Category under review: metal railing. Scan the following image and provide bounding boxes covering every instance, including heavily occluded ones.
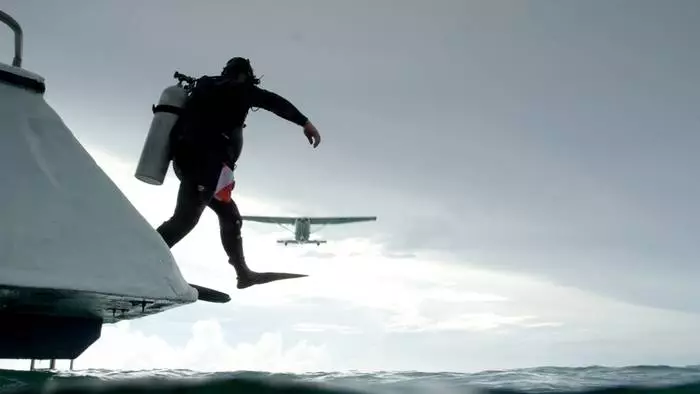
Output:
[0,10,22,67]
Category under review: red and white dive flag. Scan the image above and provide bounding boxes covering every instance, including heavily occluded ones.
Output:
[214,164,236,202]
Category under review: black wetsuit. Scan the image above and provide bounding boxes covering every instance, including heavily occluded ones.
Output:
[156,75,308,270]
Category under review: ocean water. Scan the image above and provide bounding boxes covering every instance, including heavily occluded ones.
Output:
[2,366,700,394]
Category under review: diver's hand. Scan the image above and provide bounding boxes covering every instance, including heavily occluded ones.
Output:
[303,121,321,148]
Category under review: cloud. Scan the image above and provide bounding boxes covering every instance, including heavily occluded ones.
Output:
[0,359,28,371]
[292,323,362,335]
[386,312,561,333]
[298,250,337,259]
[75,319,328,373]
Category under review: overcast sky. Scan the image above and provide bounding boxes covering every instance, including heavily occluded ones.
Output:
[1,0,700,373]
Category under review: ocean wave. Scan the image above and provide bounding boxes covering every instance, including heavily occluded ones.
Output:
[2,365,700,394]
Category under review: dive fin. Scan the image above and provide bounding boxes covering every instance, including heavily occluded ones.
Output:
[237,272,308,289]
[189,283,231,303]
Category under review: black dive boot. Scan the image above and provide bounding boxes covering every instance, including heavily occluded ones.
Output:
[225,235,257,289]
[227,236,308,290]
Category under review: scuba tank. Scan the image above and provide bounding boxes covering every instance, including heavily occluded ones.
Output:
[134,71,195,185]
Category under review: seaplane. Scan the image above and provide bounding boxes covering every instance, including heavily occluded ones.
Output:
[241,215,377,245]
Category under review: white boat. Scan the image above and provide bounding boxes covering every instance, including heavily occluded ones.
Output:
[0,9,206,362]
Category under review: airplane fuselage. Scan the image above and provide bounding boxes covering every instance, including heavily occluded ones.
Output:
[276,218,327,246]
[294,218,311,242]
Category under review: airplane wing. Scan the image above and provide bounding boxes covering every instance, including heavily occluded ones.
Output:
[308,216,377,225]
[240,216,297,225]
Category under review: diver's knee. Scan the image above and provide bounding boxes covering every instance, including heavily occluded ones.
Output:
[234,214,244,234]
[184,215,201,231]
[221,217,242,238]
[173,208,204,231]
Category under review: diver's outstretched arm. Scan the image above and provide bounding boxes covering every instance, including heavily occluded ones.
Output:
[251,87,321,147]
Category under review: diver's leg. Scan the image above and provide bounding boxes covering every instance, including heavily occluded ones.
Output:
[156,177,213,248]
[156,142,221,247]
[207,197,253,281]
[208,196,308,289]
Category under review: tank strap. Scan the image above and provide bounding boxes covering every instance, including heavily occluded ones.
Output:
[152,104,183,115]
